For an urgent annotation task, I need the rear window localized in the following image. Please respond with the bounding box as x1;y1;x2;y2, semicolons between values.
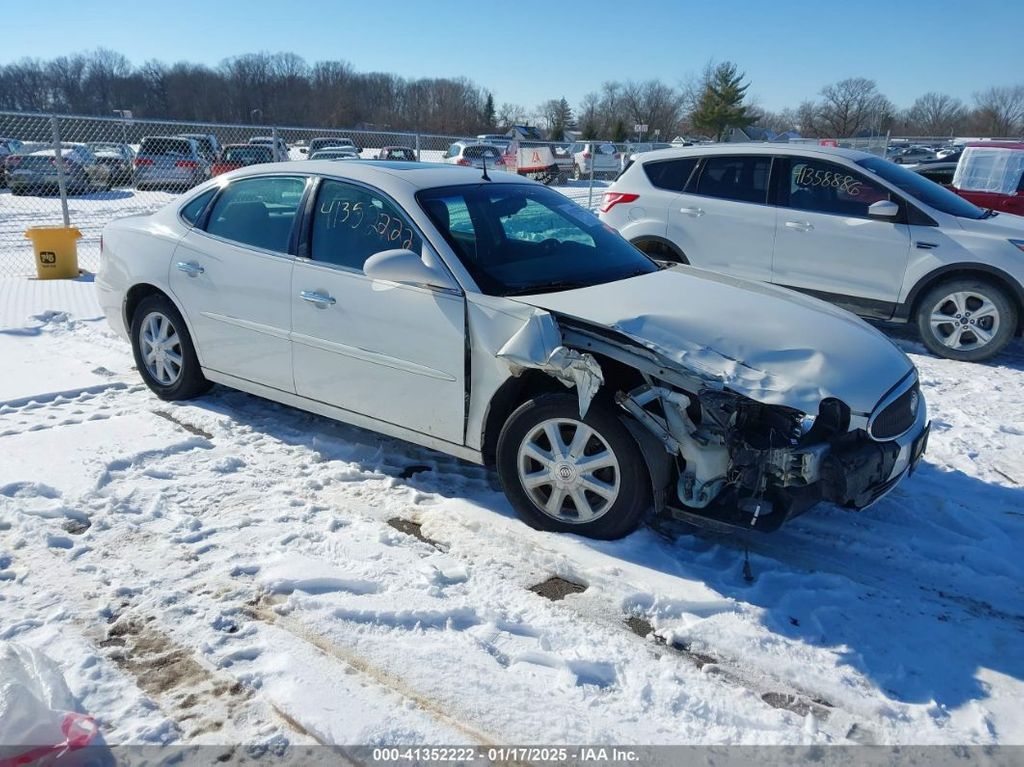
140;138;192;156
464;146;501;159
18;155;56;170
695;156;771;204
643;158;699;192
597;144;617;155
953;147;1024;195
224;146;272;164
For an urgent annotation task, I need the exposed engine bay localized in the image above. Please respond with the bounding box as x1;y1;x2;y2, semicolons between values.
496;309;922;532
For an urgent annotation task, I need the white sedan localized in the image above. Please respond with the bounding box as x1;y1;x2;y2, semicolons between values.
97;160;929;539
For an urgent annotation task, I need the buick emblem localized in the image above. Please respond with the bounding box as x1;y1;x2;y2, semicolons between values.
908;390;919;417
558;465;574;481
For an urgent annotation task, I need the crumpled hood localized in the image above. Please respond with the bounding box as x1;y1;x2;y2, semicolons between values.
510;267;914;415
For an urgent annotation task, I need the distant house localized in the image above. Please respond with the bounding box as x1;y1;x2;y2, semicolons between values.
506;125;546;141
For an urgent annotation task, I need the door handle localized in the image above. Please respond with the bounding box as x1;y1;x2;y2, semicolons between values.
300;290;336;307
679;207;705;217
915;241;939;250
175;261;204;276
785;221;814;232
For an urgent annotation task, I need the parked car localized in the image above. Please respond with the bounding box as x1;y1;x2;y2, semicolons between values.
309;148;360;161
177;133;223;164
935;145;964;160
134;136;210;191
601;145;1024;361
1;137;25;187
443;141;505;170
376;146;417;161
621;142;673;171
301;137;360;157
891;145;936;164
249;136;290;162
910;161;958;186
87;142;135;185
568;141;620;179
8;145;111;196
97;161;928;539
212;144;274;176
950;142;1024;217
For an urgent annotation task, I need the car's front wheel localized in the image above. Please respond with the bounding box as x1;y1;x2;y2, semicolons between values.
916;278;1017;361
130;294;211;400
496;393;651;539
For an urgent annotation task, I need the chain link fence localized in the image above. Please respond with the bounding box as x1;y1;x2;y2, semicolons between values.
0;111;615;276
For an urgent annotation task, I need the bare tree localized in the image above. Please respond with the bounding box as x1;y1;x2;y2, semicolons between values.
814;78;894;137
905;92;967;136
970;85;1024;136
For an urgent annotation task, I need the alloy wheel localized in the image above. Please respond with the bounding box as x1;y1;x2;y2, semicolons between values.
139;311;183;386
516;418;620;524
928;290;1000;351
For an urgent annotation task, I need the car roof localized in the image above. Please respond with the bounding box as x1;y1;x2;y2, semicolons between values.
966;141;1024;150
222;159;534;191
632;143;877;164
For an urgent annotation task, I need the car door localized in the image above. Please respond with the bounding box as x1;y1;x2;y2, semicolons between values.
169;175;308;392
668;154;776;282
290;178;466;444
771;156;911;318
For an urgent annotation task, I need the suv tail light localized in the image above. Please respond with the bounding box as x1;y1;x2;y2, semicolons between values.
583;152;592;160
599;192;639;213
456;158;470;166
135;158;153;167
175;160;199;169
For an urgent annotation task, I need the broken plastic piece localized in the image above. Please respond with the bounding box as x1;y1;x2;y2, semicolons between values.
497;310;604;417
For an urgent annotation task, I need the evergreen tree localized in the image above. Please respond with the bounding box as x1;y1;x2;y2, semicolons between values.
482;92;496;129
611;118;628;143
690;62;756;140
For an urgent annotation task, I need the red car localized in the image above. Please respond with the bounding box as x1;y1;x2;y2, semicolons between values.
951;142;1024;216
212;144;274;176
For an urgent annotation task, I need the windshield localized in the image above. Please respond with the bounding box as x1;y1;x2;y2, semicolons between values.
856;156;986;219
417;183;657;296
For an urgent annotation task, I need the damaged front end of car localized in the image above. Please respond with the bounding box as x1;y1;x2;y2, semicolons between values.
496;310;929;532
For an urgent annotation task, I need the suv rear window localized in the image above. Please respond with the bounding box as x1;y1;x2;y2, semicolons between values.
643;158;698;192
464;146;501;159
695;156;771;204
139;138;193;156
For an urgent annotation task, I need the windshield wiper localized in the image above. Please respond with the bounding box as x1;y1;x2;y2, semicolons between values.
502;280;590;296
981;208;999;219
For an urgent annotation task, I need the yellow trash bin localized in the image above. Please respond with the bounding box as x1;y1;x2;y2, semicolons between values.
25;226;82;280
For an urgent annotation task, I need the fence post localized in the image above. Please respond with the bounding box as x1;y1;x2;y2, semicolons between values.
49;115;71;228
587;150;596;211
415;132;421;162
271;125;279;159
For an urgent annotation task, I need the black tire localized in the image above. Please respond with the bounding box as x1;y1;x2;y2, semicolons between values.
130;294;211;400
572;163;582;180
496;393;651;539
916;278;1018;362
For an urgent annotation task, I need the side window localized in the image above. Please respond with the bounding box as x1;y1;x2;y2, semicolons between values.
311;180;422;271
643;158;699;192
785;159;890;217
205;176;306;252
695;156;771;203
181;189;216;225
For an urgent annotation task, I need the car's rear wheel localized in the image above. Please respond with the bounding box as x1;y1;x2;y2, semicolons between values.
496;393;650;539
916;278;1017;361
572;163;583;180
130;294;211;400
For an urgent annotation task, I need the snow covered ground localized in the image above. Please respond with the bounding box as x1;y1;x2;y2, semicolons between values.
0;185;1023;749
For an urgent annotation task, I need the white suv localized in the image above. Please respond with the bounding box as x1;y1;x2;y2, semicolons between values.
568;141;620;180
601;145;1024;361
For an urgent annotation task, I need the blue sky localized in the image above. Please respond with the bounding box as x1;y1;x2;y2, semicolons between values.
3;0;1022;112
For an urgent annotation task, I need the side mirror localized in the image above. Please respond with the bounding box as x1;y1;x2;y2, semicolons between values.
364;248;456;291
868;200;900;219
